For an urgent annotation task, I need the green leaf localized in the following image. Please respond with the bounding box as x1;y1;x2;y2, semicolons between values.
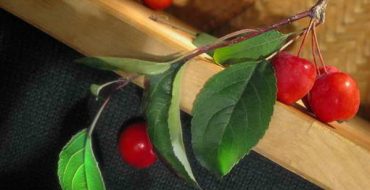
192;33;217;56
213;30;289;64
58;129;106;190
76;57;172;75
191;61;276;176
145;63;198;186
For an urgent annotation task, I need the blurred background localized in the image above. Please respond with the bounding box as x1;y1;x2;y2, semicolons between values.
165;0;370;121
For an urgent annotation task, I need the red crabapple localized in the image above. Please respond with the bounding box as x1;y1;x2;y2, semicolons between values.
318;65;340;77
308;72;360;122
118;122;157;169
272;52;317;104
143;0;172;10
302;65;340;110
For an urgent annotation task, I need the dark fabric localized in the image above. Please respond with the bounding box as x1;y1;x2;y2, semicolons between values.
0;9;320;190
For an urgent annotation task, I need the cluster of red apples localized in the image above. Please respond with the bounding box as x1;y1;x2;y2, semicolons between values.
117;13;360;170
272;21;360;123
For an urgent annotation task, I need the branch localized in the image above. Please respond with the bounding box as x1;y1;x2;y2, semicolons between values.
184;0;328;61
310;0;328;23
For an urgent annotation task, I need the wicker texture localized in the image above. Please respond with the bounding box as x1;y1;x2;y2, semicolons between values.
168;0;255;32
171;0;370;120
223;0;370;120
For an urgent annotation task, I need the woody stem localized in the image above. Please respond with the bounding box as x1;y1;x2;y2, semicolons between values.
183;0;327;61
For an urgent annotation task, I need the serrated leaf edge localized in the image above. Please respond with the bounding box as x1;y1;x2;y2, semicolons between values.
58;130;87;189
192;61;276;176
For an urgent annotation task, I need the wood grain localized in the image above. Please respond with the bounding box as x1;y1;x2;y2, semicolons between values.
1;0;370;189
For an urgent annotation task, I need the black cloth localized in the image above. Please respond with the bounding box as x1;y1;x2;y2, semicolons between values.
0;9;320;190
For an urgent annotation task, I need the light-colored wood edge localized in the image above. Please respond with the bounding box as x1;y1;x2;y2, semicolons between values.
1;0;370;189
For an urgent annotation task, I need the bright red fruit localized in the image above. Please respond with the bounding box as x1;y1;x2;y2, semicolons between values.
318;66;339;76
272;52;317;104
143;0;172;10
118;122;157;168
308;72;360;122
302;65;340;110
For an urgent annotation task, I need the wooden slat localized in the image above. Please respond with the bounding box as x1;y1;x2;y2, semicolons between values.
1;0;370;189
0;0;177;57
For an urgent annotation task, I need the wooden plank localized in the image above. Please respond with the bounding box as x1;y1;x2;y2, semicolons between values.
1;0;370;189
0;0;177;57
255;104;370;189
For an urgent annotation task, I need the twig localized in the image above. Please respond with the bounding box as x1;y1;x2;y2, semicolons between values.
87;75;138;137
310;0;328;23
88;97;111;137
216;29;258;42
182;0;327;61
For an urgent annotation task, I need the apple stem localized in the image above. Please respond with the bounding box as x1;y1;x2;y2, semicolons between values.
311;30;320;75
312;22;327;73
182;0;327;61
297;19;314;57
